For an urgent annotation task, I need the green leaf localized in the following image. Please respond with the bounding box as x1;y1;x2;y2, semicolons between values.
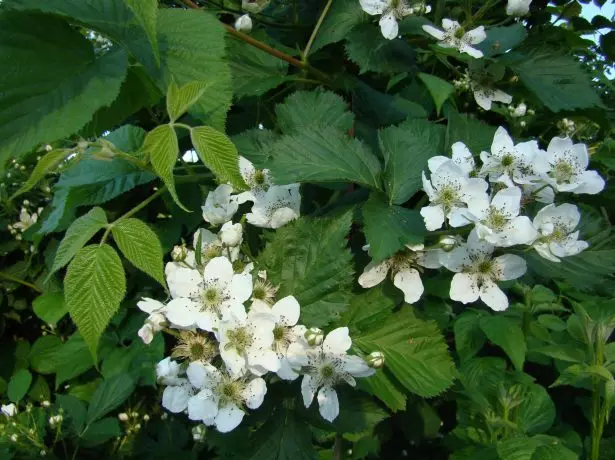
345;24;416;75
7;369;32;402
358;369;407;412
267;127;382;188
505;50;604;112
479;315;526;371
275;90;354;134
0;12;128;168
65;245;126;360
537;314;567;331
166;80;208;122
32;292;68;326
355;307;456;398
531;345;585;363
258;213;354;327
55;395;87;435
10;149;70;200
379;118;446;204
227;35;289;99
445;111;497;154
123;0;159;64
111;218;166;289
50;207;108;275
232;128;278;168
311;0;367;52
190;126;247;190
454;310;486;362
29;336;63;374
475;24;527;57
517;384;556;435
81;417;122;446
87;374;136;423
344;287;397;336
497;437;540;460
143;124;186;210
418;73;454;115
361;193;425;262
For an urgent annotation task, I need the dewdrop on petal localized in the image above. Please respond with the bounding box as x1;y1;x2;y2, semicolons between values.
366;351;385;369
305;327;324;346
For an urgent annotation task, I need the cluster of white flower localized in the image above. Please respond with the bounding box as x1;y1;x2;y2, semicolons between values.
202;157;301;230
359;127;605;312
7;204;42;241
360;0;431;40
138;211;378;432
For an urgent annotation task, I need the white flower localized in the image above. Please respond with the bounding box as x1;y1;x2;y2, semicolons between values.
235;14;252;32
444;230;527;311
236;156;272;204
422;19;486;58
471;83;512;111
464;187;538;247
509;102;527;118
506;0;531;17
182;149;199;163
49;415;63;427
521;181;555;204
156;357;182;385
421;159;488;231
13;208;40;232
217;303;279;378
251;296;307;380
137;312;166;345
162;378;194;413
532;203;588;262
358;244;441;304
480;127;542;187
202;184;238;225
186;362;267;433
164;257;252;331
427;141;477;178
534;137;605;195
287;327;375;422
246;184;301;229
360;0;430;40
1;403;17;417
219;221;243;247
193;227;239;263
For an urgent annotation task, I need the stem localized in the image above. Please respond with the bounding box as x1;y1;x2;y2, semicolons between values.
0;272;42;293
303;0;334;60
333;434;344;460
590;327;607;460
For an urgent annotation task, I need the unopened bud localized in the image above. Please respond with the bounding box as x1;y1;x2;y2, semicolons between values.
171;244;188;262
234;14;252;33
366;351;385;369
439;235;461;252
143;414;150;421
305;327;324;346
118;413;129;422
41;401;50;408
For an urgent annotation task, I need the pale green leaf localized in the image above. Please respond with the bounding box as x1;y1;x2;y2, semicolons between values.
267;127;382;189
355;307;456;398
32;292;68;326
10;149;70;200
479;315;526;371
50;207;108;275
143;124;186;210
166;80;208;122
361;193;425;262
8;369;32;403
65;245;126;360
190;126;247;190
454;310;486;362
111;218;166;289
123;0;159;63
0;12;128;168
86;374;135;423
258;213;354;327
418;73;454;115
275;90;354;134
379;119;446;204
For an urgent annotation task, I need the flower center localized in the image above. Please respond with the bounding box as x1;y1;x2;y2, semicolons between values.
320;364;335;380
217;379;246;407
253;169;267;186
204;245;222;260
226;327;254;354
273;325;285;341
552;160;574;183
486;207;508;231
454;27;465;39
202;287;220;308
477;260;493;274
501;154;515;168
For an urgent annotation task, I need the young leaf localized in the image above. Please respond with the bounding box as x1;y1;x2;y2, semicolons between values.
275;90;354;134
361;193;426;263
418;73;454;115
10;149;70;200
65;245;126;360
86;374;136;423
166;80;208;122
267;126;382;189
143;124;187;211
111;218;166;289
7;369;32;402
258;213;354;327
123;0;159;64
32;292;68;326
50;207;108;276
479;315;526;371
190;126;247;190
379;119;446;204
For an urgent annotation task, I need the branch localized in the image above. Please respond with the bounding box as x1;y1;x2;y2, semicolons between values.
0;271;42;293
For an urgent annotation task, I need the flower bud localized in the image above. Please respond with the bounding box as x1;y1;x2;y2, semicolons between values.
192;424;206;442
41;401;51;408
49;415;63;427
366;351;385;369
171;244;188;262
438;235;462;252
118;413;129;422
305;327;324;346
143;414;150;421
1;403;17;417
235;14;252;33
220;221;243;247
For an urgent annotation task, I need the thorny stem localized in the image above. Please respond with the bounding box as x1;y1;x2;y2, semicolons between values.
303;0;334;61
0;271;42;293
178;0;332;83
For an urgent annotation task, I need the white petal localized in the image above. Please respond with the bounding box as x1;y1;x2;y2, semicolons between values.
451;142;475;175
359;0;387;15
465;26;486;44
242;378;267;409
505;216;539;246
272;296;300;326
379;11;399;40
137;297;164;314
459;44;484;58
203;257;234;286
317;386;340;422
420;205;446;231
479;280;509;311
358;260;391;288
138;324;154;344
270;207;299;228
494;254;527;281
187;390;217;423
194;309;219;332
473;89;493;111
286;342;310;369
491;187;521;217
427;156;451;174
239;156;256;182
393;268;424;304
187;362;220;389
301;374;320;408
166;266;201;299
247;349;280;376
422;24;446;40
215;404;245;433
447;207;474;228
162;385;191;413
450;273;480;304
220;347;247;378
343;355;375;377
574;170;605;195
534;243;561;262
277;357;300;381
230;272;253;303
164;298;200;328
323;327;352;354
492;89;512;105
442;18;460;32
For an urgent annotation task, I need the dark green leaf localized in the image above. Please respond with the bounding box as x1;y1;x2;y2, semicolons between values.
475;24;528;57
479;315;526;371
445;111;496;154
454;310;486;362
87;374;136;423
275;90;354;134
81;417;122;446
7;369;32;402
311;0;367;52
